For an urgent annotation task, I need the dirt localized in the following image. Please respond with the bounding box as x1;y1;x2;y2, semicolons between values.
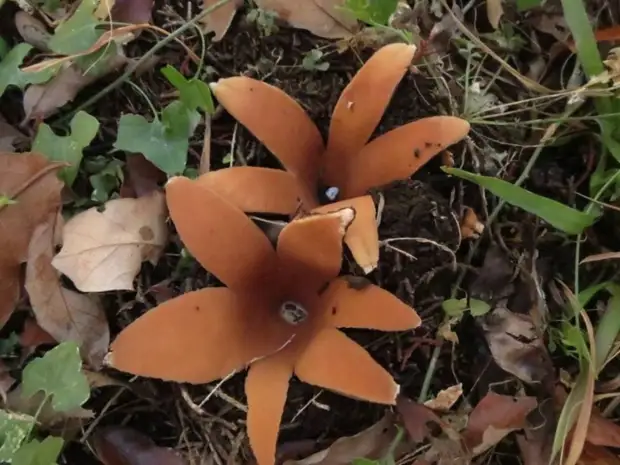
4;0;620;464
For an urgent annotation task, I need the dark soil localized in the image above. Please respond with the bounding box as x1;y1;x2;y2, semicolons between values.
3;0;620;464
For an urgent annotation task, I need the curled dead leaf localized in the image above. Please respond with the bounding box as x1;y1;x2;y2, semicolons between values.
51;190;168;292
462;392;537;455
254;0;358;39
0;152;64;327
25;213;110;368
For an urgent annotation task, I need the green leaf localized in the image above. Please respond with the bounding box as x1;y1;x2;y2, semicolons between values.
516;0;542;11
442;298;490;317
48;0;101;55
594;291;620;373
114;101;199;175
21;341;90;413
161;65;215;114
32;111;100;186
443;167;599;235
0;44;56;97
0;411;35;462
12;437;63;465
343;0;398;25
442;298;467;317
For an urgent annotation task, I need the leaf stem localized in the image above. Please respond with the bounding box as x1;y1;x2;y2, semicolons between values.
55;0;231;123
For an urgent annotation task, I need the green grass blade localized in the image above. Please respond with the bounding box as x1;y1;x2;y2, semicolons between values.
443;167;599;235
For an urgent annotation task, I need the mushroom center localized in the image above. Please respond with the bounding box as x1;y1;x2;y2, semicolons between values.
279;301;308;325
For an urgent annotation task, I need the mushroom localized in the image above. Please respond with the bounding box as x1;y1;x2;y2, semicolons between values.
106;176;421;465
199;43;470;273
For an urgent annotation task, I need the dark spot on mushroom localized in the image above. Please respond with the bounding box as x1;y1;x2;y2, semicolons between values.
424;141;433;148
413;148;421;158
331;307;337;315
139;226;154;241
194;306;200;312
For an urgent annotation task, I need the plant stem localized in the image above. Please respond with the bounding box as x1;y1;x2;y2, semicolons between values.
57;0;231;123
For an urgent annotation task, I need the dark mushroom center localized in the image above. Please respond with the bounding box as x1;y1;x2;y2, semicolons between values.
279;301;308;325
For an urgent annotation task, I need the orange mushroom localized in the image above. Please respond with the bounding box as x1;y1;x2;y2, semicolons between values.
199;43;471;273
106;176;421;465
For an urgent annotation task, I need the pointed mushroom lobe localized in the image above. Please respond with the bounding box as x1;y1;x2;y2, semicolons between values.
321;277;421;330
322;43;417;187
196;167;310;215
340;116;471;198
210;77;325;190
312;195;379;273
295;327;400;404
165;176;278;292
245;349;295;465
107;288;292;383
276;207;354;293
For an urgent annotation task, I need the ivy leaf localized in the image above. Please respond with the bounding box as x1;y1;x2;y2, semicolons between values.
161;65;214;114
442;298;491;317
20;341;90;413
32;111;100;186
344;0;399;25
0;44;56;97
114;101;199;175
12;437;63;465
0;411;35;462
48;0;101;55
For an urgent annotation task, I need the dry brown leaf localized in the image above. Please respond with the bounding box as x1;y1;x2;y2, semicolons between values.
424;383;463;412
0;360;16;403
462;392;537;455
481;306;553;385
0;152;64;327
93;426;188;465
19;317;57;354
25;213;110;368
586;411;620;447
578;443;620;465
199;0;242;41
284;414;403;465
23;54;127;121
0;121;27;151
485;0;503;30
397;396;451;443
6;386;93;439
254;0;357;39
15;11;52;51
52;190;167;292
581;252;620;264
84;368;129;389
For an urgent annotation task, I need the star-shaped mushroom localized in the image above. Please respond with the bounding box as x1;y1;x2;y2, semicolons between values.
198;43;470;273
105;176;421;465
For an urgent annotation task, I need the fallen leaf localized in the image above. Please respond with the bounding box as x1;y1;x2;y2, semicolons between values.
83;368;128;389
0;152;64;327
283;414;404;465
32;110;100;186
254;0;358;39
485;0;503;29
48;0;101;54
12;436;63;465
0;121;27;151
480;306;553;385
120;154;167;198
19;317;57;353
93;425;188;465
25;214;110;368
23;54;127;121
462;392;537;455
580;252;620;264
586;411;620;448
396;396;454;443
51;190;168;292
424;383;463;412
15;11;52;51
199;0;242;41
109;0;154;23
0;359;16;402
578;443;620;465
